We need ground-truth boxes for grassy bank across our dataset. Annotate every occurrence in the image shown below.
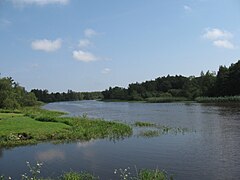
[0,107,132,147]
[195,96,240,103]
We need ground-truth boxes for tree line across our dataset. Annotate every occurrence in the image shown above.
[102,60,240,101]
[1,60,239,109]
[31,89,103,103]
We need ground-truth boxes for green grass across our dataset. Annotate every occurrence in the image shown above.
[195,96,240,103]
[0,107,132,147]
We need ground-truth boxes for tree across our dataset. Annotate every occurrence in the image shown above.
[0,77,38,109]
[228,60,240,95]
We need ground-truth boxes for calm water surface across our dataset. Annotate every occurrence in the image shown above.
[0,101,240,179]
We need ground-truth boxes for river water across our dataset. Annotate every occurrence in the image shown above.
[0,101,240,179]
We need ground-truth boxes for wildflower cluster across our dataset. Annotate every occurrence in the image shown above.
[114,167,133,180]
[21,161,43,180]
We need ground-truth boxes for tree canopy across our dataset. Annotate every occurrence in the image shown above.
[0,77,38,109]
[102,60,240,101]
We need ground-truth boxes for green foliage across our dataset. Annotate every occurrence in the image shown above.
[31,89,103,103]
[102,60,240,101]
[0,77,38,109]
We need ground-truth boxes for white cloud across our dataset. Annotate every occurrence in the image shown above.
[0,18,11,27]
[183,5,192,12]
[213,40,235,49]
[10,0,69,6]
[31,38,62,52]
[84,28,97,38]
[203,28,233,40]
[79,39,92,48]
[101,68,111,74]
[72,50,98,62]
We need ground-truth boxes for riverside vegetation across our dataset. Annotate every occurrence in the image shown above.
[0,161,172,180]
[0,107,132,147]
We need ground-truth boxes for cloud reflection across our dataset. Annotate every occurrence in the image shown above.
[76,140,95,148]
[36,149,65,162]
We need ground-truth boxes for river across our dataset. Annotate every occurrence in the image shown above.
[0,101,240,179]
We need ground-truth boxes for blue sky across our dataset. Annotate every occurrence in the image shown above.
[0,0,240,92]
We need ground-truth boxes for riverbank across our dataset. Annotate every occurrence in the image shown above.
[0,107,132,148]
[195,96,240,103]
[101,95,240,104]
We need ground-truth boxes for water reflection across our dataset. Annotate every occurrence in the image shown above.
[0,148,2,158]
[0,101,239,180]
[36,149,65,162]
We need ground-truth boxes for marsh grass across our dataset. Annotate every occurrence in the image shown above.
[195,96,240,103]
[134,121,156,127]
[61,171,98,180]
[113,166,172,180]
[135,121,190,138]
[0,107,132,147]
[146,97,188,103]
[138,169,171,180]
[139,130,161,137]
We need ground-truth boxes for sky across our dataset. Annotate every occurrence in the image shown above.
[0,0,240,92]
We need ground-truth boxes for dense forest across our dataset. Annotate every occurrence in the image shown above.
[102,60,240,101]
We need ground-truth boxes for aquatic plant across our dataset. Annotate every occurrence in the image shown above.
[134,121,156,127]
[135,121,191,138]
[138,130,160,138]
[138,169,171,180]
[61,171,98,180]
[114,166,172,180]
[21,161,43,180]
